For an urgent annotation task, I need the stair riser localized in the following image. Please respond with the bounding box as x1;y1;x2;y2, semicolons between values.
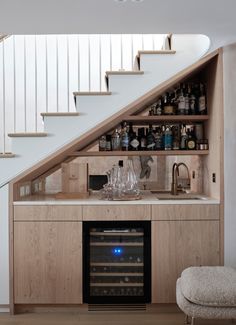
107;75;145;93
43;116;81;135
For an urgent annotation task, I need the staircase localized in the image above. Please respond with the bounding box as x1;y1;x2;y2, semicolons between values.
0;34;210;187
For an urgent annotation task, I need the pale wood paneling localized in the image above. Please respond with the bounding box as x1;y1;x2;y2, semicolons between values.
152;204;219;221
152;220;220;303
14;221;82;304
83;205;151;220
14;205;82;221
203;53;223;200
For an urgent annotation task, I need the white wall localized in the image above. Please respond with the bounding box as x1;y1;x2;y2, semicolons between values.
0;184;9;306
223;44;236;267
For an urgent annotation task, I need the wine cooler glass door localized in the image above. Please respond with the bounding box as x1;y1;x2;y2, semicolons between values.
83;221;151;304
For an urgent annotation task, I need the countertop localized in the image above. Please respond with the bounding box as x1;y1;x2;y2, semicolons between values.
13;191;220;205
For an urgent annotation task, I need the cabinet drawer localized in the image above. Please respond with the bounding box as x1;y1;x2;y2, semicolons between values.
83;205;151;221
14;205;82;221
152;204;219;221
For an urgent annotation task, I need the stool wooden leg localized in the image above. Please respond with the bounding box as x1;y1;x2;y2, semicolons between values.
185;315;191;324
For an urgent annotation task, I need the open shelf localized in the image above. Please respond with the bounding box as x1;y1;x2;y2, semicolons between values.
124;115;209;124
70;150;209;157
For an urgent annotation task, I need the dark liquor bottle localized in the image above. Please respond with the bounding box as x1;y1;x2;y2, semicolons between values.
189;84;197;115
153;126;163;150
148;104;155;116
105;134;112;151
138;128;147;151
121;122;129;151
172;125;180;150
186;127;196;150
198;83;207;115
128;123;139;151
146;125;155;150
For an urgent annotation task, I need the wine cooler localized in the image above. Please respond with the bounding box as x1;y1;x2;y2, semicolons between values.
83;221;151;304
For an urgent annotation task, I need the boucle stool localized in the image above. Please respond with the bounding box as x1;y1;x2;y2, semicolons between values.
176;266;236;325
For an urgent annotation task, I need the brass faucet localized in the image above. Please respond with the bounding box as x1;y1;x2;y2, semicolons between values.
171;163;179;195
171;162;190;195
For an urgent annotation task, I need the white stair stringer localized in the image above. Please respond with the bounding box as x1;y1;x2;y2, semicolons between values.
0;34;210;187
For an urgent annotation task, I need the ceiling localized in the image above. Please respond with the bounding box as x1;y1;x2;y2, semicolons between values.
0;0;236;50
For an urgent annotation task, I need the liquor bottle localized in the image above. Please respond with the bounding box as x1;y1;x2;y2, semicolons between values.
106;134;112;151
180;125;188;150
153;127;163;150
111;128;121;151
99;135;106;151
148;104;155;116
128;123;139;151
164;125;172;150
185;84;190;115
186;127;196;150
198;83;207;115
138;128;147;151
177;84;186;115
121;122;129;151
155;99;163;116
189;84;197;115
163;92;174;115
146;125;155;150
172;125;180;150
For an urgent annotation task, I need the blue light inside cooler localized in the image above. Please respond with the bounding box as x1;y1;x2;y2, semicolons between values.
112;247;123;256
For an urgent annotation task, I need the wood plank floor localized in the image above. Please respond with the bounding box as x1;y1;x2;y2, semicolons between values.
0;305;233;325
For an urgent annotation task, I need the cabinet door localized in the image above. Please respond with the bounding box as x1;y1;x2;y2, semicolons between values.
14;221;82;304
152;220;220;303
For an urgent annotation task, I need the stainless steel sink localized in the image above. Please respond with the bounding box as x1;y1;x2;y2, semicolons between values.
151;190;171;194
156;196;203;200
150;190;207;201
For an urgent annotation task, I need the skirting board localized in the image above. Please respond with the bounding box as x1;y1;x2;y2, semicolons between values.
0;305;10;313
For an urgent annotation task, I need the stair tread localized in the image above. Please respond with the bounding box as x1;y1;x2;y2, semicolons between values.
73;91;112;96
137;50;176;58
8;132;47;137
0;152;15;158
41;112;79;117
105;70;144;76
